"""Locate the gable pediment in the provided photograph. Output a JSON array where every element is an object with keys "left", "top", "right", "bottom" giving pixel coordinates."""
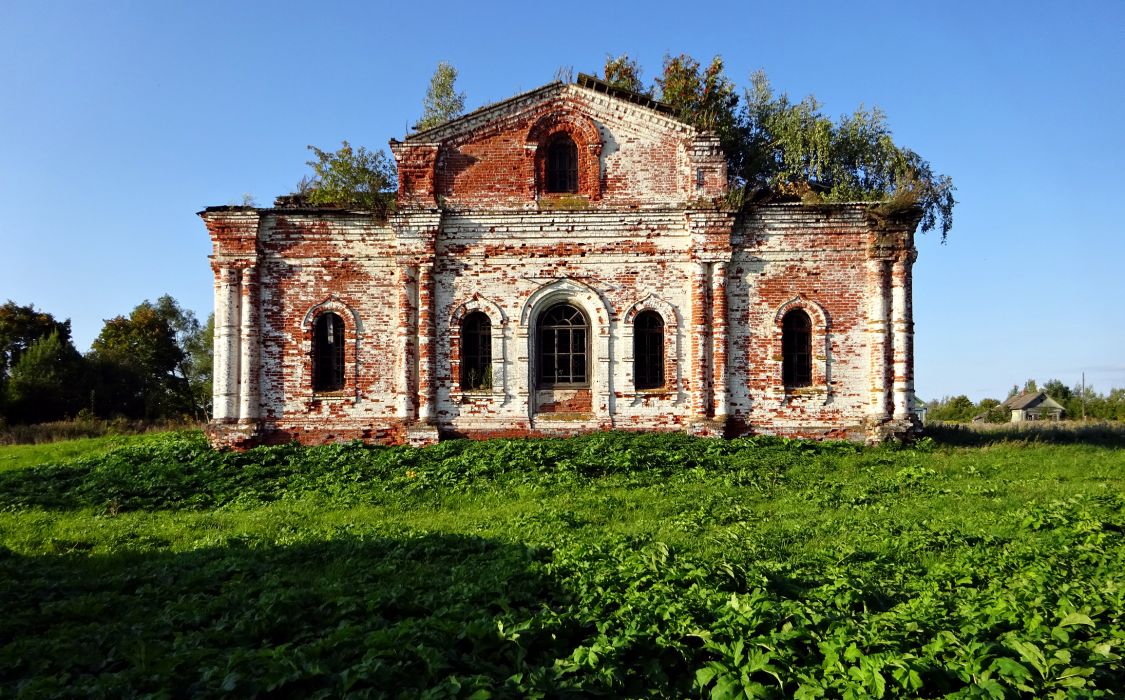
[
  {"left": 391, "top": 76, "right": 726, "bottom": 208},
  {"left": 401, "top": 76, "right": 694, "bottom": 147}
]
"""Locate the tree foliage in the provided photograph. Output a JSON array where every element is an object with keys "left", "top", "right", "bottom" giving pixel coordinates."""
[
  {"left": 305, "top": 141, "right": 397, "bottom": 216},
  {"left": 6, "top": 331, "right": 84, "bottom": 423},
  {"left": 0, "top": 296, "right": 210, "bottom": 425},
  {"left": 0, "top": 301, "right": 72, "bottom": 381},
  {"left": 90, "top": 311, "right": 177, "bottom": 420},
  {"left": 415, "top": 62, "right": 466, "bottom": 132},
  {"left": 594, "top": 53, "right": 956, "bottom": 239},
  {"left": 655, "top": 55, "right": 746, "bottom": 180},
  {"left": 927, "top": 378, "right": 1125, "bottom": 424},
  {"left": 89, "top": 298, "right": 197, "bottom": 421},
  {"left": 742, "top": 71, "right": 955, "bottom": 239},
  {"left": 927, "top": 394, "right": 978, "bottom": 422},
  {"left": 602, "top": 54, "right": 647, "bottom": 94}
]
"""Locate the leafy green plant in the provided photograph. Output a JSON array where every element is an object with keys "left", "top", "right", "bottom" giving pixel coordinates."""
[
  {"left": 304, "top": 141, "right": 397, "bottom": 217},
  {"left": 1, "top": 431, "right": 1123, "bottom": 697}
]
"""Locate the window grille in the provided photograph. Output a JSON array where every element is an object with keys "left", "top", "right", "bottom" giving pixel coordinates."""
[
  {"left": 546, "top": 136, "right": 579, "bottom": 193},
  {"left": 633, "top": 311, "right": 664, "bottom": 390},
  {"left": 460, "top": 311, "right": 492, "bottom": 390},
  {"left": 781, "top": 309, "right": 812, "bottom": 388},
  {"left": 537, "top": 303, "right": 588, "bottom": 385}
]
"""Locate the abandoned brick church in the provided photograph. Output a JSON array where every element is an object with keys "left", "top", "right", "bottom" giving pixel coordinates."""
[{"left": 200, "top": 75, "right": 920, "bottom": 448}]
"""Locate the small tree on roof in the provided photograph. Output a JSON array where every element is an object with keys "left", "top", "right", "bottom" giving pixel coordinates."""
[
  {"left": 304, "top": 141, "right": 397, "bottom": 217},
  {"left": 415, "top": 62, "right": 466, "bottom": 132},
  {"left": 602, "top": 54, "right": 648, "bottom": 95}
]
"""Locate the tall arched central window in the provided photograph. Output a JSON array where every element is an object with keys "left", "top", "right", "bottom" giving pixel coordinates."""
[
  {"left": 781, "top": 309, "right": 812, "bottom": 388},
  {"left": 313, "top": 312, "right": 345, "bottom": 391},
  {"left": 546, "top": 135, "right": 578, "bottom": 193},
  {"left": 633, "top": 311, "right": 664, "bottom": 390},
  {"left": 538, "top": 303, "right": 588, "bottom": 386},
  {"left": 460, "top": 311, "right": 492, "bottom": 390}
]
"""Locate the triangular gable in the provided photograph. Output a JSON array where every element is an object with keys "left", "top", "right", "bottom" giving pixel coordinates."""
[
  {"left": 400, "top": 75, "right": 695, "bottom": 146},
  {"left": 391, "top": 75, "right": 723, "bottom": 208}
]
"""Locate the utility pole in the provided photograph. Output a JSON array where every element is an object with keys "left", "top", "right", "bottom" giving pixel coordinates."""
[{"left": 1082, "top": 372, "right": 1087, "bottom": 421}]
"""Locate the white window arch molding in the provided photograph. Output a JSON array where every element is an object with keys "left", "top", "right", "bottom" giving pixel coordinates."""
[
  {"left": 300, "top": 297, "right": 363, "bottom": 400},
  {"left": 772, "top": 295, "right": 831, "bottom": 400},
  {"left": 519, "top": 277, "right": 614, "bottom": 419},
  {"left": 622, "top": 293, "right": 683, "bottom": 395},
  {"left": 448, "top": 295, "right": 507, "bottom": 399}
]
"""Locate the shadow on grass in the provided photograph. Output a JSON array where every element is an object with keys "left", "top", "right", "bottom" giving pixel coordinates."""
[
  {"left": 0, "top": 534, "right": 586, "bottom": 698},
  {"left": 925, "top": 421, "right": 1125, "bottom": 448}
]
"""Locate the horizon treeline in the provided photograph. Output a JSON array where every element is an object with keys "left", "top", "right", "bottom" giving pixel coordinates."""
[
  {"left": 924, "top": 379, "right": 1125, "bottom": 423},
  {"left": 0, "top": 297, "right": 212, "bottom": 426}
]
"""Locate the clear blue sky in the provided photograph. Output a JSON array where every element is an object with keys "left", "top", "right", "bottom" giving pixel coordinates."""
[{"left": 2, "top": 1, "right": 1122, "bottom": 402}]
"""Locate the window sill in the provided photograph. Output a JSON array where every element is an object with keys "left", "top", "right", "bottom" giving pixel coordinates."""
[
  {"left": 784, "top": 386, "right": 824, "bottom": 395},
  {"left": 633, "top": 388, "right": 674, "bottom": 397},
  {"left": 772, "top": 385, "right": 831, "bottom": 406},
  {"left": 456, "top": 389, "right": 502, "bottom": 401},
  {"left": 536, "top": 411, "right": 595, "bottom": 422},
  {"left": 311, "top": 391, "right": 351, "bottom": 401},
  {"left": 536, "top": 194, "right": 591, "bottom": 211}
]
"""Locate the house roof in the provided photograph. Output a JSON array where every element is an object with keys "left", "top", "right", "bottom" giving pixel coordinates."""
[
  {"left": 1002, "top": 391, "right": 1064, "bottom": 411},
  {"left": 400, "top": 73, "right": 683, "bottom": 144}
]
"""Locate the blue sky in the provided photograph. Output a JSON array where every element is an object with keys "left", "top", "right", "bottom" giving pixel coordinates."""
[{"left": 1, "top": 1, "right": 1122, "bottom": 402}]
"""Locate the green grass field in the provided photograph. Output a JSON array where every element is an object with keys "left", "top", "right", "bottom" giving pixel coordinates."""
[
  {"left": 0, "top": 433, "right": 166, "bottom": 473},
  {"left": 1, "top": 429, "right": 1122, "bottom": 698}
]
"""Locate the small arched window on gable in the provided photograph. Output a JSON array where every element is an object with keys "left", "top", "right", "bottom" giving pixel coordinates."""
[
  {"left": 781, "top": 309, "right": 812, "bottom": 388},
  {"left": 633, "top": 311, "right": 664, "bottom": 390},
  {"left": 546, "top": 135, "right": 579, "bottom": 193},
  {"left": 313, "top": 312, "right": 345, "bottom": 392},
  {"left": 460, "top": 311, "right": 492, "bottom": 390}
]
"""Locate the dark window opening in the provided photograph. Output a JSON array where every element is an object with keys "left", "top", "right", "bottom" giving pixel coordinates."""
[
  {"left": 313, "top": 312, "right": 345, "bottom": 392},
  {"left": 460, "top": 311, "right": 492, "bottom": 390},
  {"left": 633, "top": 311, "right": 664, "bottom": 390},
  {"left": 537, "top": 303, "right": 588, "bottom": 386},
  {"left": 546, "top": 135, "right": 579, "bottom": 193},
  {"left": 782, "top": 309, "right": 812, "bottom": 388}
]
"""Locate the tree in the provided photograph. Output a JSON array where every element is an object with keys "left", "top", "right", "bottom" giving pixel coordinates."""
[
  {"left": 927, "top": 394, "right": 977, "bottom": 422},
  {"left": 305, "top": 141, "right": 397, "bottom": 217},
  {"left": 183, "top": 312, "right": 214, "bottom": 420},
  {"left": 655, "top": 55, "right": 746, "bottom": 181},
  {"left": 977, "top": 398, "right": 1009, "bottom": 423},
  {"left": 593, "top": 54, "right": 955, "bottom": 239},
  {"left": 0, "top": 301, "right": 72, "bottom": 382},
  {"left": 90, "top": 299, "right": 189, "bottom": 420},
  {"left": 152, "top": 295, "right": 211, "bottom": 420},
  {"left": 6, "top": 331, "right": 85, "bottom": 423},
  {"left": 415, "top": 62, "right": 466, "bottom": 132},
  {"left": 743, "top": 71, "right": 955, "bottom": 239},
  {"left": 1042, "top": 378, "right": 1072, "bottom": 402},
  {"left": 602, "top": 54, "right": 647, "bottom": 94}
]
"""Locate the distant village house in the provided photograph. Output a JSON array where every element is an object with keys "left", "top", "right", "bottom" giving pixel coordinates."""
[{"left": 990, "top": 391, "right": 1065, "bottom": 423}]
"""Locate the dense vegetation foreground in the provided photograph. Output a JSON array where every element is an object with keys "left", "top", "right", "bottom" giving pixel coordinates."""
[{"left": 1, "top": 431, "right": 1123, "bottom": 698}]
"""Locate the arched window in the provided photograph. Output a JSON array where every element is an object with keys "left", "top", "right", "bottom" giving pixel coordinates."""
[
  {"left": 782, "top": 309, "right": 812, "bottom": 388},
  {"left": 313, "top": 312, "right": 345, "bottom": 391},
  {"left": 633, "top": 311, "right": 664, "bottom": 390},
  {"left": 460, "top": 311, "right": 492, "bottom": 390},
  {"left": 538, "top": 303, "right": 588, "bottom": 386},
  {"left": 546, "top": 135, "right": 578, "bottom": 193}
]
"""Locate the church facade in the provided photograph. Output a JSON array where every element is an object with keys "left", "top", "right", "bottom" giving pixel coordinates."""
[{"left": 200, "top": 75, "right": 920, "bottom": 449}]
